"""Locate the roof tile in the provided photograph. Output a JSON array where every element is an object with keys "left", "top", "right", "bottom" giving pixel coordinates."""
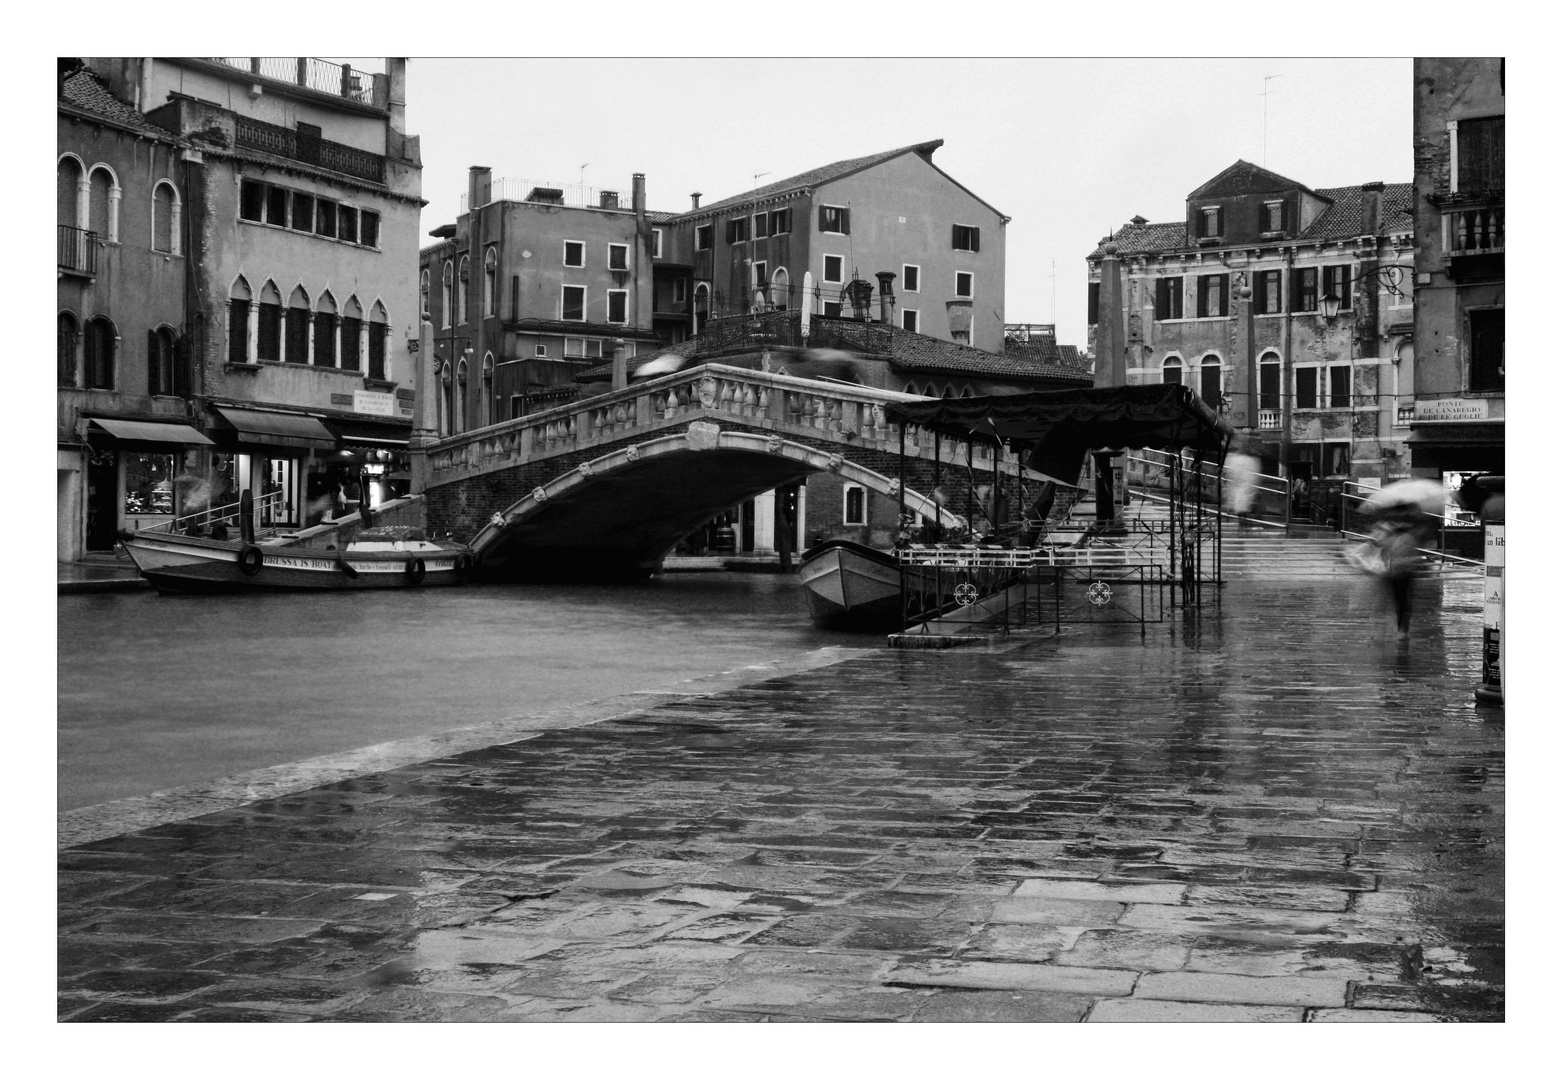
[
  {"left": 678, "top": 140, "right": 944, "bottom": 219},
  {"left": 60, "top": 68, "right": 175, "bottom": 141}
]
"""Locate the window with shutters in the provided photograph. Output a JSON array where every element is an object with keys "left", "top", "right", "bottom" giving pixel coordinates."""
[
  {"left": 1296, "top": 367, "right": 1319, "bottom": 409},
  {"left": 607, "top": 289, "right": 628, "bottom": 324},
  {"left": 769, "top": 208, "right": 791, "bottom": 235},
  {"left": 563, "top": 240, "right": 584, "bottom": 267},
  {"left": 1088, "top": 282, "right": 1100, "bottom": 326},
  {"left": 819, "top": 205, "right": 849, "bottom": 234},
  {"left": 1291, "top": 267, "right": 1319, "bottom": 312},
  {"left": 955, "top": 272, "right": 974, "bottom": 298},
  {"left": 903, "top": 264, "right": 920, "bottom": 293},
  {"left": 1200, "top": 355, "right": 1222, "bottom": 408},
  {"left": 1254, "top": 270, "right": 1282, "bottom": 315},
  {"left": 1468, "top": 308, "right": 1504, "bottom": 392},
  {"left": 1261, "top": 201, "right": 1285, "bottom": 233},
  {"left": 148, "top": 327, "right": 177, "bottom": 396},
  {"left": 726, "top": 217, "right": 749, "bottom": 244},
  {"left": 1455, "top": 116, "right": 1504, "bottom": 194},
  {"left": 1259, "top": 353, "right": 1281, "bottom": 410},
  {"left": 562, "top": 285, "right": 585, "bottom": 321},
  {"left": 1199, "top": 205, "right": 1223, "bottom": 239},
  {"left": 1154, "top": 277, "right": 1184, "bottom": 320},
  {"left": 607, "top": 243, "right": 628, "bottom": 271},
  {"left": 1323, "top": 265, "right": 1351, "bottom": 312},
  {"left": 1196, "top": 274, "right": 1229, "bottom": 318},
  {"left": 752, "top": 213, "right": 768, "bottom": 239},
  {"left": 84, "top": 316, "right": 115, "bottom": 390},
  {"left": 694, "top": 224, "right": 712, "bottom": 251},
  {"left": 1328, "top": 365, "right": 1351, "bottom": 408},
  {"left": 952, "top": 224, "right": 980, "bottom": 251},
  {"left": 823, "top": 255, "right": 844, "bottom": 284}
]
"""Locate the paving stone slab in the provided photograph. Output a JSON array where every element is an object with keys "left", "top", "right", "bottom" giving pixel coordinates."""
[
  {"left": 885, "top": 959, "right": 1138, "bottom": 996},
  {"left": 1310, "top": 1008, "right": 1446, "bottom": 1022},
  {"left": 1134, "top": 971, "right": 1347, "bottom": 1007},
  {"left": 910, "top": 989, "right": 1094, "bottom": 1023},
  {"left": 1013, "top": 878, "right": 1187, "bottom": 905},
  {"left": 1088, "top": 999, "right": 1304, "bottom": 1022}
]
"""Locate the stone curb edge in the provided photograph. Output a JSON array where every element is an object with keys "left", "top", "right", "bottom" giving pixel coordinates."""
[{"left": 59, "top": 645, "right": 891, "bottom": 850}]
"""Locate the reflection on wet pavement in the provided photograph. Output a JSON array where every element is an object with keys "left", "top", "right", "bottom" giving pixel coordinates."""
[{"left": 58, "top": 578, "right": 1502, "bottom": 1022}]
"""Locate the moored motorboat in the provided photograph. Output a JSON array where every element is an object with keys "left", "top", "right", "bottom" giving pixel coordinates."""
[{"left": 120, "top": 525, "right": 475, "bottom": 594}]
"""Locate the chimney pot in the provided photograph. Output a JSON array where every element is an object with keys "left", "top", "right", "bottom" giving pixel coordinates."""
[{"left": 690, "top": 192, "right": 702, "bottom": 210}]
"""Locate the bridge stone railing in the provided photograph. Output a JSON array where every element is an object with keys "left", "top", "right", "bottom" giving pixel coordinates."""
[{"left": 423, "top": 363, "right": 1011, "bottom": 486}]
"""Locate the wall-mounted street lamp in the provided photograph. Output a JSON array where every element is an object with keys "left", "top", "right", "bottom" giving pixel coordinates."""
[{"left": 1320, "top": 291, "right": 1343, "bottom": 320}]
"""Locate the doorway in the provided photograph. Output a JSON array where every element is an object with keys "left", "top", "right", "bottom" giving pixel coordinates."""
[{"left": 85, "top": 448, "right": 118, "bottom": 551}]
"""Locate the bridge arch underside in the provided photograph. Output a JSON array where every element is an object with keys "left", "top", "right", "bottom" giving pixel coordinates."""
[{"left": 452, "top": 427, "right": 952, "bottom": 582}]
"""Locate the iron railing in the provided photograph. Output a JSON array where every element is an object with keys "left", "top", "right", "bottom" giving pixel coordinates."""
[
  {"left": 138, "top": 491, "right": 287, "bottom": 536},
  {"left": 58, "top": 225, "right": 98, "bottom": 275},
  {"left": 206, "top": 57, "right": 387, "bottom": 109},
  {"left": 234, "top": 115, "right": 386, "bottom": 183}
]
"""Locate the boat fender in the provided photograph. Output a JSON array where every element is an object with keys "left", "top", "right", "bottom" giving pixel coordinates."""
[
  {"left": 238, "top": 545, "right": 264, "bottom": 576},
  {"left": 453, "top": 553, "right": 473, "bottom": 581},
  {"left": 404, "top": 557, "right": 426, "bottom": 584}
]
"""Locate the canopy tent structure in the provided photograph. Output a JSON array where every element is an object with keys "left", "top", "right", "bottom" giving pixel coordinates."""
[
  {"left": 884, "top": 384, "right": 1237, "bottom": 609},
  {"left": 884, "top": 384, "right": 1234, "bottom": 486}
]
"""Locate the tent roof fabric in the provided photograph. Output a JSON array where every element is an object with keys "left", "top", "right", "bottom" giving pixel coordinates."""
[
  {"left": 88, "top": 418, "right": 214, "bottom": 445},
  {"left": 885, "top": 384, "right": 1233, "bottom": 483},
  {"left": 212, "top": 406, "right": 336, "bottom": 448}
]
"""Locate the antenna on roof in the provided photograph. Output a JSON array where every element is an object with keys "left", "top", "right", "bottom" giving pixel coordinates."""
[{"left": 1261, "top": 75, "right": 1282, "bottom": 167}]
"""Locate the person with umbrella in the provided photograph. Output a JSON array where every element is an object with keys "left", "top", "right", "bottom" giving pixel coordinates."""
[{"left": 1360, "top": 479, "right": 1445, "bottom": 637}]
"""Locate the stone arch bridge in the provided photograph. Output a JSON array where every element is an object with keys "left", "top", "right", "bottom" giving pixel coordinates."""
[{"left": 418, "top": 364, "right": 1015, "bottom": 580}]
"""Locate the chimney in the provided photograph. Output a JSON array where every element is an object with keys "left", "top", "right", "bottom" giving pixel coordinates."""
[
  {"left": 387, "top": 58, "right": 408, "bottom": 131},
  {"left": 611, "top": 340, "right": 628, "bottom": 392},
  {"left": 599, "top": 190, "right": 620, "bottom": 210},
  {"left": 632, "top": 172, "right": 646, "bottom": 234},
  {"left": 468, "top": 165, "right": 492, "bottom": 215},
  {"left": 1360, "top": 181, "right": 1385, "bottom": 236},
  {"left": 875, "top": 271, "right": 897, "bottom": 324},
  {"left": 1094, "top": 243, "right": 1127, "bottom": 388},
  {"left": 690, "top": 192, "right": 702, "bottom": 211}
]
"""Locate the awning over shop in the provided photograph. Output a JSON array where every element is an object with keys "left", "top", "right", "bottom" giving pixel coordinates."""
[
  {"left": 324, "top": 416, "right": 414, "bottom": 447},
  {"left": 88, "top": 418, "right": 214, "bottom": 445},
  {"left": 211, "top": 406, "right": 336, "bottom": 450},
  {"left": 885, "top": 384, "right": 1234, "bottom": 485}
]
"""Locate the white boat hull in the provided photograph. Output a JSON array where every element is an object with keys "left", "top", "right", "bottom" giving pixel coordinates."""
[{"left": 120, "top": 532, "right": 473, "bottom": 593}]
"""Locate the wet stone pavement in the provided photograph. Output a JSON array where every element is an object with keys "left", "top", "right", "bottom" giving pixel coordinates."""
[{"left": 58, "top": 577, "right": 1503, "bottom": 1022}]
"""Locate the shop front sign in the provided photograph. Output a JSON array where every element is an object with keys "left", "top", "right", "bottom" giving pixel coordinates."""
[
  {"left": 353, "top": 390, "right": 396, "bottom": 417},
  {"left": 1413, "top": 398, "right": 1490, "bottom": 422}
]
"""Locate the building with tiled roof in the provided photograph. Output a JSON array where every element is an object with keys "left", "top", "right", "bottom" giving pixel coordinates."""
[{"left": 1086, "top": 160, "right": 1416, "bottom": 488}]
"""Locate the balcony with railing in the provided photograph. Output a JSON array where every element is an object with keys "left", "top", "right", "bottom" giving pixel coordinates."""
[
  {"left": 1256, "top": 408, "right": 1281, "bottom": 431},
  {"left": 203, "top": 57, "right": 388, "bottom": 110},
  {"left": 1445, "top": 204, "right": 1504, "bottom": 256},
  {"left": 234, "top": 115, "right": 386, "bottom": 183},
  {"left": 58, "top": 225, "right": 99, "bottom": 277}
]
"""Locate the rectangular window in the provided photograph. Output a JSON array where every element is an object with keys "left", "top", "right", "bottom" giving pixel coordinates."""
[
  {"left": 510, "top": 395, "right": 525, "bottom": 420},
  {"left": 561, "top": 285, "right": 585, "bottom": 321},
  {"left": 1259, "top": 361, "right": 1280, "bottom": 410},
  {"left": 1200, "top": 206, "right": 1223, "bottom": 238},
  {"left": 952, "top": 224, "right": 980, "bottom": 251},
  {"left": 607, "top": 289, "right": 627, "bottom": 323},
  {"left": 955, "top": 272, "right": 974, "bottom": 298},
  {"left": 694, "top": 224, "right": 712, "bottom": 251},
  {"left": 674, "top": 279, "right": 687, "bottom": 303},
  {"left": 564, "top": 338, "right": 603, "bottom": 359},
  {"left": 843, "top": 485, "right": 866, "bottom": 526},
  {"left": 1291, "top": 267, "right": 1319, "bottom": 312},
  {"left": 752, "top": 213, "right": 768, "bottom": 239},
  {"left": 1196, "top": 274, "right": 1228, "bottom": 317},
  {"left": 239, "top": 180, "right": 265, "bottom": 222},
  {"left": 534, "top": 344, "right": 548, "bottom": 358},
  {"left": 752, "top": 261, "right": 767, "bottom": 290},
  {"left": 340, "top": 316, "right": 361, "bottom": 371},
  {"left": 1254, "top": 270, "right": 1282, "bottom": 315},
  {"left": 769, "top": 208, "right": 791, "bottom": 235},
  {"left": 1088, "top": 281, "right": 1100, "bottom": 326},
  {"left": 337, "top": 206, "right": 358, "bottom": 245},
  {"left": 1155, "top": 277, "right": 1184, "bottom": 320},
  {"left": 818, "top": 205, "right": 849, "bottom": 234},
  {"left": 291, "top": 192, "right": 314, "bottom": 232},
  {"left": 903, "top": 264, "right": 920, "bottom": 293},
  {"left": 257, "top": 304, "right": 281, "bottom": 362},
  {"left": 823, "top": 301, "right": 842, "bottom": 317},
  {"left": 726, "top": 217, "right": 749, "bottom": 244},
  {"left": 1296, "top": 368, "right": 1319, "bottom": 409},
  {"left": 265, "top": 185, "right": 288, "bottom": 226},
  {"left": 315, "top": 199, "right": 337, "bottom": 239},
  {"left": 1323, "top": 265, "right": 1352, "bottom": 311},
  {"left": 902, "top": 309, "right": 919, "bottom": 333},
  {"left": 563, "top": 241, "right": 584, "bottom": 267},
  {"left": 360, "top": 210, "right": 379, "bottom": 249},
  {"left": 1262, "top": 201, "right": 1285, "bottom": 232},
  {"left": 651, "top": 229, "right": 663, "bottom": 258},
  {"left": 368, "top": 325, "right": 386, "bottom": 381},
  {"left": 1328, "top": 366, "right": 1351, "bottom": 408},
  {"left": 823, "top": 254, "right": 843, "bottom": 284},
  {"left": 608, "top": 243, "right": 628, "bottom": 271},
  {"left": 1469, "top": 308, "right": 1504, "bottom": 392},
  {"left": 1457, "top": 116, "right": 1505, "bottom": 193},
  {"left": 313, "top": 313, "right": 336, "bottom": 367}
]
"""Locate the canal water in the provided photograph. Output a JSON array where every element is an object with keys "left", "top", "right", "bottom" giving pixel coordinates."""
[{"left": 58, "top": 572, "right": 868, "bottom": 811}]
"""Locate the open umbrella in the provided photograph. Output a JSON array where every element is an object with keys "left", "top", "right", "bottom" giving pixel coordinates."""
[
  {"left": 1360, "top": 477, "right": 1447, "bottom": 517},
  {"left": 629, "top": 353, "right": 692, "bottom": 381}
]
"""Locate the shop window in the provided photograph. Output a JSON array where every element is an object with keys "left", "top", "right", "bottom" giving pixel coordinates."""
[
  {"left": 84, "top": 316, "right": 115, "bottom": 390},
  {"left": 1469, "top": 308, "right": 1504, "bottom": 392},
  {"left": 1155, "top": 277, "right": 1184, "bottom": 320},
  {"left": 843, "top": 484, "right": 867, "bottom": 526},
  {"left": 123, "top": 453, "right": 175, "bottom": 516}
]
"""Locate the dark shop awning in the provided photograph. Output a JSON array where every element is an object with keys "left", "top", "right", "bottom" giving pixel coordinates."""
[
  {"left": 211, "top": 406, "right": 337, "bottom": 450},
  {"left": 324, "top": 416, "right": 414, "bottom": 447},
  {"left": 88, "top": 418, "right": 214, "bottom": 445}
]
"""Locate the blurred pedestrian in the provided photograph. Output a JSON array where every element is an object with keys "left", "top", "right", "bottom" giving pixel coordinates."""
[
  {"left": 1224, "top": 452, "right": 1260, "bottom": 526},
  {"left": 1372, "top": 508, "right": 1436, "bottom": 637}
]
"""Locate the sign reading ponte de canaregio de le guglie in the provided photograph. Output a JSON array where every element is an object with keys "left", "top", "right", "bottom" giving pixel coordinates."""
[{"left": 1413, "top": 398, "right": 1491, "bottom": 422}]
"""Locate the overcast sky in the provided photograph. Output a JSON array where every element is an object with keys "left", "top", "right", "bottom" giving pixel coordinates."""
[{"left": 396, "top": 57, "right": 1413, "bottom": 350}]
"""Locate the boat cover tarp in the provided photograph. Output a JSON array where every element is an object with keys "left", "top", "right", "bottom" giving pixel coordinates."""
[{"left": 885, "top": 384, "right": 1233, "bottom": 485}]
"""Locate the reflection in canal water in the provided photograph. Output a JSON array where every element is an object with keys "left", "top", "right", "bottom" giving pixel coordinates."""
[{"left": 58, "top": 573, "right": 866, "bottom": 811}]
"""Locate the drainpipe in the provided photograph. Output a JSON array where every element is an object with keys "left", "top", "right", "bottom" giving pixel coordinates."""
[{"left": 633, "top": 173, "right": 647, "bottom": 330}]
